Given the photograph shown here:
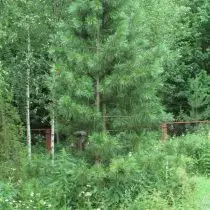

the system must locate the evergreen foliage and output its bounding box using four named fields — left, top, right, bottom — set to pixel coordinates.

left=187, top=71, right=210, bottom=120
left=162, top=0, right=210, bottom=119
left=51, top=0, right=174, bottom=133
